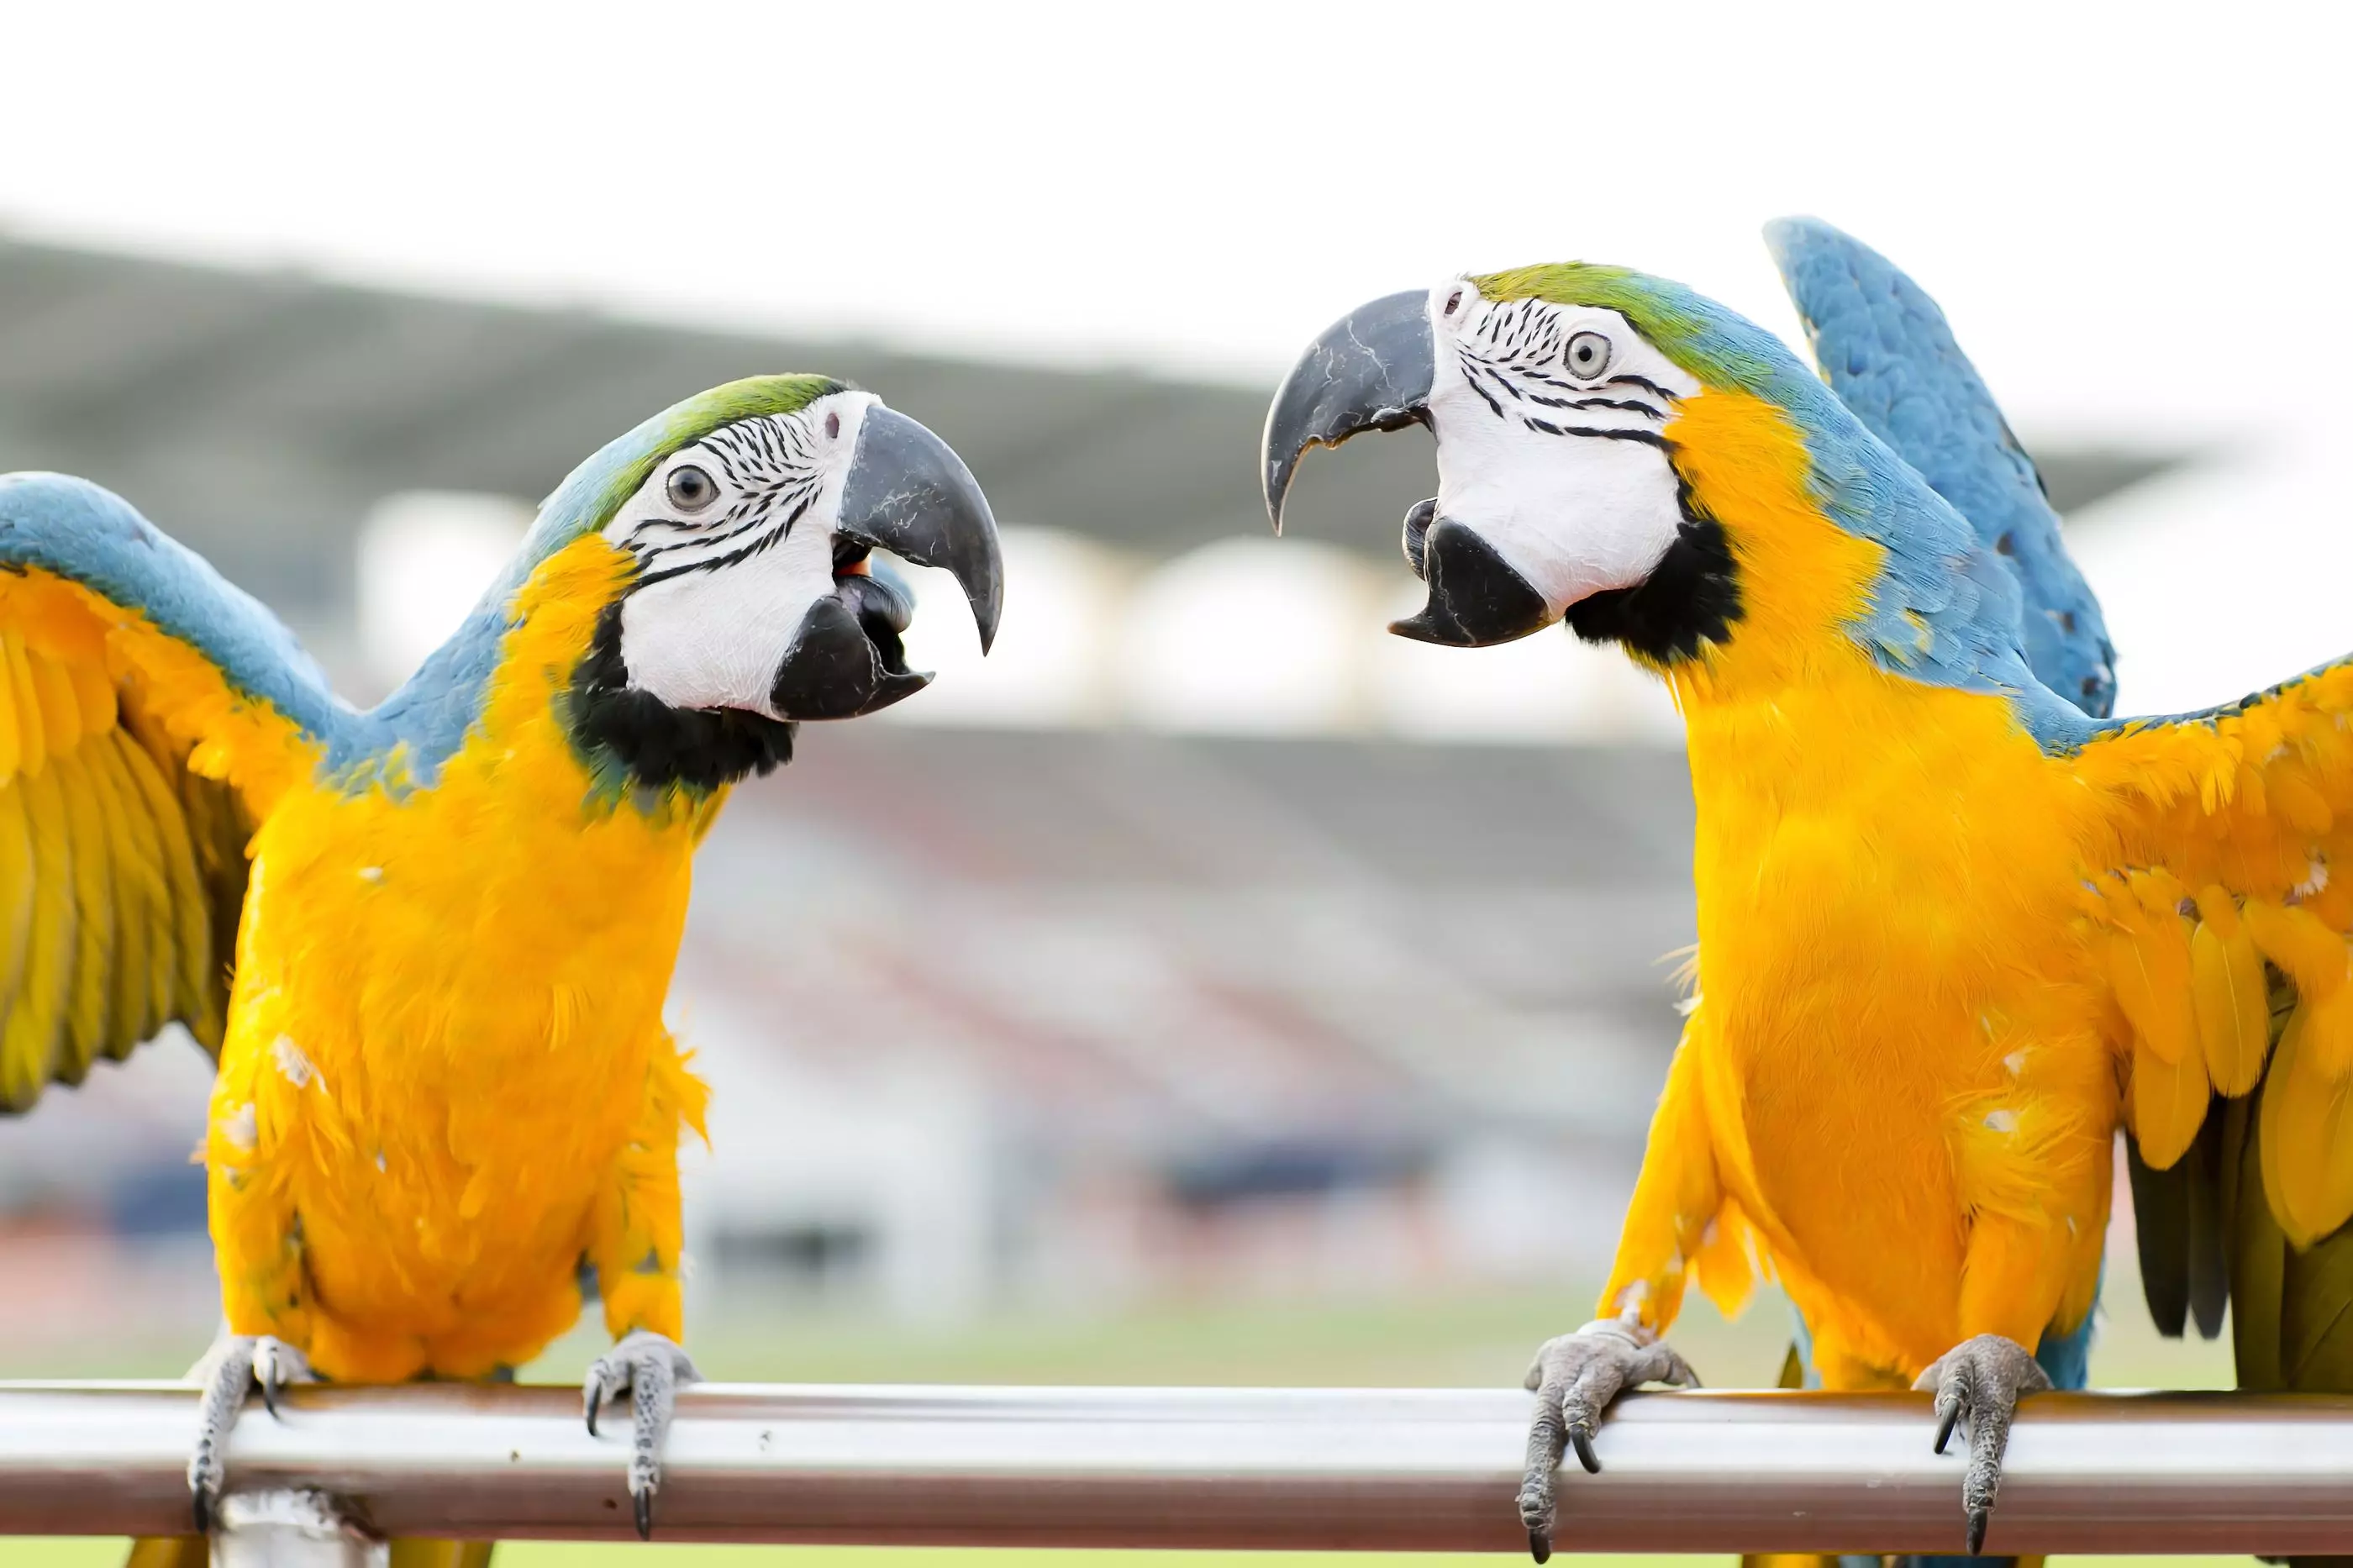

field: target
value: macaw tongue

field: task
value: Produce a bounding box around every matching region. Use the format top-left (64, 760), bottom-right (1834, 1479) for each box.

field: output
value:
top-left (840, 568), bottom-right (914, 636)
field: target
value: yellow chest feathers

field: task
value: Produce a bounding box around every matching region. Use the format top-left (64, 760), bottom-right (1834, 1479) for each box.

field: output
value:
top-left (1657, 391), bottom-right (2123, 1330)
top-left (213, 536), bottom-right (714, 1208)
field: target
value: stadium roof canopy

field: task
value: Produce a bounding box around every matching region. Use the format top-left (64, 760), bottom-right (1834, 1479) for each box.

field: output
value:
top-left (0, 237), bottom-right (2176, 613)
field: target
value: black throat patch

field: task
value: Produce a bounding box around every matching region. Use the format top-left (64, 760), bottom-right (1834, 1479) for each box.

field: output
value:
top-left (563, 601), bottom-right (797, 794)
top-left (1563, 471), bottom-right (1743, 665)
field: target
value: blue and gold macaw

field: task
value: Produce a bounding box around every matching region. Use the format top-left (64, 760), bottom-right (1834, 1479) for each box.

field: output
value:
top-left (0, 375), bottom-right (1001, 1565)
top-left (1264, 224), bottom-right (2353, 1562)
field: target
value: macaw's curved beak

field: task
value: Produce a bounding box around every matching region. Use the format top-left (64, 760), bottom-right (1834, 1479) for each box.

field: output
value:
top-left (769, 405), bottom-right (1004, 720)
top-left (1262, 289), bottom-right (1552, 648)
top-left (1261, 289), bottom-right (1434, 535)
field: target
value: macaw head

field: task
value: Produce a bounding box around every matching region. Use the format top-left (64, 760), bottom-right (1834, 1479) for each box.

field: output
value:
top-left (487, 374), bottom-right (1002, 789)
top-left (1262, 267), bottom-right (1777, 659)
top-left (1261, 263), bottom-right (2085, 742)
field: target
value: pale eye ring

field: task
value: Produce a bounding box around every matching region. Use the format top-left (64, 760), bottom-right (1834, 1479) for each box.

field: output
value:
top-left (1565, 330), bottom-right (1613, 380)
top-left (666, 464), bottom-right (718, 513)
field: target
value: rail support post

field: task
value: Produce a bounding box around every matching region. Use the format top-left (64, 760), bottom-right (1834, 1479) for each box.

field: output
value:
top-left (213, 1489), bottom-right (383, 1568)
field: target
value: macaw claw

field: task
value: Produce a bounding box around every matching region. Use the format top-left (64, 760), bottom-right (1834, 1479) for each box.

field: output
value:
top-left (582, 1329), bottom-right (701, 1540)
top-left (187, 1333), bottom-right (313, 1534)
top-left (1914, 1332), bottom-right (2050, 1555)
top-left (1516, 1320), bottom-right (1698, 1564)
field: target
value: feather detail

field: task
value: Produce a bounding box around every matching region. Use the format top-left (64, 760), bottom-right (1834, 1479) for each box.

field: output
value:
top-left (2261, 1002), bottom-right (2353, 1246)
top-left (1691, 1202), bottom-right (1762, 1318)
top-left (107, 735), bottom-right (182, 1034)
top-left (26, 645), bottom-right (80, 759)
top-left (2132, 1031), bottom-right (2210, 1169)
top-left (2277, 771), bottom-right (2336, 836)
top-left (117, 716), bottom-right (216, 1025)
top-left (2244, 900), bottom-right (2349, 1001)
top-left (0, 646), bottom-right (24, 788)
top-left (2111, 913), bottom-right (2197, 1066)
top-left (50, 748), bottom-right (116, 1076)
top-left (4, 763), bottom-right (75, 1092)
top-left (87, 732), bottom-right (159, 1049)
top-left (4, 634), bottom-right (46, 781)
top-left (2192, 890), bottom-right (2271, 1095)
top-left (0, 783), bottom-right (36, 1109)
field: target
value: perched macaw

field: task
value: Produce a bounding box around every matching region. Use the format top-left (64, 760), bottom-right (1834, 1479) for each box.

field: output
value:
top-left (0, 375), bottom-right (1001, 1565)
top-left (1263, 228), bottom-right (2353, 1562)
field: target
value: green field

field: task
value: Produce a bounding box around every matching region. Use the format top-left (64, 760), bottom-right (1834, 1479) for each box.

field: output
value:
top-left (0, 1278), bottom-right (2246, 1565)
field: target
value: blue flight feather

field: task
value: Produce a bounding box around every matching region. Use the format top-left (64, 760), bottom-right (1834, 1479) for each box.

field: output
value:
top-left (1763, 217), bottom-right (2117, 720)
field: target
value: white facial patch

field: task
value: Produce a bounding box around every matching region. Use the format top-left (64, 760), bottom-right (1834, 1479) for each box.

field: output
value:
top-left (1425, 282), bottom-right (1701, 614)
top-left (603, 389), bottom-right (875, 717)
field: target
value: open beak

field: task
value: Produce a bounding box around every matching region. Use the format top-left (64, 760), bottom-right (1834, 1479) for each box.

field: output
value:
top-left (769, 405), bottom-right (1004, 720)
top-left (1263, 288), bottom-right (1558, 648)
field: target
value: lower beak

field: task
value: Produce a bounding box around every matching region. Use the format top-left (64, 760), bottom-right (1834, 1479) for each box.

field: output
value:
top-left (1387, 516), bottom-right (1554, 646)
top-left (767, 406), bottom-right (1003, 721)
top-left (768, 566), bottom-right (931, 718)
top-left (1261, 289), bottom-right (1435, 534)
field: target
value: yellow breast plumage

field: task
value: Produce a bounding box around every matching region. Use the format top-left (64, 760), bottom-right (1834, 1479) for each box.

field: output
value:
top-left (205, 536), bottom-right (710, 1381)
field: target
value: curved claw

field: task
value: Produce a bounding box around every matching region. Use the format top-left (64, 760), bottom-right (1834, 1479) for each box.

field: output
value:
top-left (582, 1329), bottom-right (702, 1541)
top-left (1517, 1321), bottom-right (1698, 1564)
top-left (187, 1334), bottom-right (313, 1534)
top-left (1913, 1332), bottom-right (2050, 1557)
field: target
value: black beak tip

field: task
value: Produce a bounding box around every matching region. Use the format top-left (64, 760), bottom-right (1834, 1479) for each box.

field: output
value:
top-left (1386, 611), bottom-right (1457, 645)
top-left (861, 668), bottom-right (934, 714)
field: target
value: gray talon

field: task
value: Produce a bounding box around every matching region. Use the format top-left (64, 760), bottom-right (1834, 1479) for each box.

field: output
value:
top-left (1913, 1332), bottom-right (2050, 1556)
top-left (1517, 1321), bottom-right (1698, 1563)
top-left (582, 1329), bottom-right (701, 1540)
top-left (187, 1334), bottom-right (312, 1533)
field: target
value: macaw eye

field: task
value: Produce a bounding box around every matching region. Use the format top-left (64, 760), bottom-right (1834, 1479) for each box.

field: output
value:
top-left (666, 465), bottom-right (718, 513)
top-left (1565, 331), bottom-right (1613, 380)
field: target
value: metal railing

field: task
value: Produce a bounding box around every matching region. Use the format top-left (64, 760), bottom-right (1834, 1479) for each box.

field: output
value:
top-left (5, 1381), bottom-right (2353, 1556)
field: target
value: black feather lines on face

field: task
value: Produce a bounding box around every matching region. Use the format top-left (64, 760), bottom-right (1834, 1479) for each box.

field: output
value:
top-left (1454, 298), bottom-right (1676, 447)
top-left (564, 599), bottom-right (798, 795)
top-left (629, 415), bottom-right (826, 589)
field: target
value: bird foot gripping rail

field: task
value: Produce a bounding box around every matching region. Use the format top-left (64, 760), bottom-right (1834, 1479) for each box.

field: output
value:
top-left (4, 1381), bottom-right (2353, 1561)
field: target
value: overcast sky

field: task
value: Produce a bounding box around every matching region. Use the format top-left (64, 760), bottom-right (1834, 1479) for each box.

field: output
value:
top-left (4, 2), bottom-right (2344, 448)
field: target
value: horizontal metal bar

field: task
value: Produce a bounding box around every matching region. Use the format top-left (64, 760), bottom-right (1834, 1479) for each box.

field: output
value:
top-left (3, 1381), bottom-right (2352, 1554)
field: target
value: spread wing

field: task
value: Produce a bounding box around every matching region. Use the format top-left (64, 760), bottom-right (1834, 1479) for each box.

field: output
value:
top-left (0, 472), bottom-right (361, 1110)
top-left (2076, 657), bottom-right (2353, 1381)
top-left (1765, 216), bottom-right (2118, 718)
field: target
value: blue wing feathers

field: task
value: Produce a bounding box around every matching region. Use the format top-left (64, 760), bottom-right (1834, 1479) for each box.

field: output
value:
top-left (0, 473), bottom-right (376, 765)
top-left (1765, 217), bottom-right (2118, 720)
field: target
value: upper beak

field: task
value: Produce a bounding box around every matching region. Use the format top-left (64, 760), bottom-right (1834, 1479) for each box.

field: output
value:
top-left (768, 405), bottom-right (1004, 721)
top-left (837, 405), bottom-right (1004, 654)
top-left (1261, 289), bottom-right (1435, 534)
